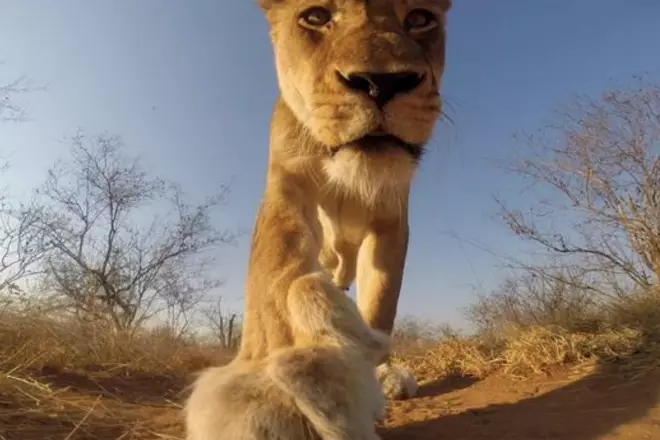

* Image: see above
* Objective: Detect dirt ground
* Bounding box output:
[383,367,660,440]
[1,363,659,440]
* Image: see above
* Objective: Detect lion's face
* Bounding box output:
[260,0,451,200]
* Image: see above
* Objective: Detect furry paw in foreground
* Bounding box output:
[185,333,390,440]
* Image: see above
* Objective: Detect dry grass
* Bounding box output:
[1,292,660,439]
[0,303,234,377]
[394,323,660,385]
[392,287,660,385]
[0,304,229,439]
[0,371,188,439]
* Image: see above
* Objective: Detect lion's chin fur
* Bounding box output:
[322,146,417,209]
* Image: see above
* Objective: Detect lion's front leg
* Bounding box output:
[355,224,418,400]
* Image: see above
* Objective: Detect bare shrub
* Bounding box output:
[466,270,604,338]
[606,286,660,331]
[0,69,48,298]
[439,77,660,382]
[0,198,44,298]
[201,297,242,350]
[497,77,660,297]
[392,316,445,344]
[465,77,660,350]
[0,295,228,376]
[25,131,235,330]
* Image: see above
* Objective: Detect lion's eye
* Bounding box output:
[299,7,333,29]
[404,9,438,32]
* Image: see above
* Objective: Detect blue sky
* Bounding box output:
[1,1,660,329]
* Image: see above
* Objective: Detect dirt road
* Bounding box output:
[2,365,659,439]
[383,368,660,440]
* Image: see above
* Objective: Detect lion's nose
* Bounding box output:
[337,71,424,108]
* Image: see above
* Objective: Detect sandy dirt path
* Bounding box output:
[2,365,659,439]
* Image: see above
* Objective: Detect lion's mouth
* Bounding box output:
[330,133,423,160]
[359,134,423,159]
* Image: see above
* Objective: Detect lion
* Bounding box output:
[185,276,391,439]
[237,0,452,399]
[186,0,452,437]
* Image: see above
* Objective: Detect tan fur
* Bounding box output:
[242,0,451,394]
[185,288,391,440]
[186,0,451,438]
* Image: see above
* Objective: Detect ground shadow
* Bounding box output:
[35,365,186,405]
[383,338,660,440]
[0,385,127,440]
[1,365,187,439]
[416,374,480,398]
[0,408,127,440]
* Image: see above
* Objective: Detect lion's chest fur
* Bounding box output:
[315,195,376,291]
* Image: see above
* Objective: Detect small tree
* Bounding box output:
[0,199,44,297]
[497,77,660,298]
[29,131,235,330]
[0,69,47,300]
[202,297,241,350]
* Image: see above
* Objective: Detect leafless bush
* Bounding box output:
[0,69,48,298]
[497,77,660,297]
[606,286,660,331]
[201,297,241,350]
[466,270,604,338]
[0,299,226,375]
[24,131,235,330]
[0,198,45,298]
[467,76,660,341]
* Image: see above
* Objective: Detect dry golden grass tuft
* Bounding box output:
[392,288,660,388]
[0,303,230,439]
[0,310,230,377]
[0,371,183,439]
[1,292,660,439]
[394,323,660,386]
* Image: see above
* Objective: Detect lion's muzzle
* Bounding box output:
[336,70,425,109]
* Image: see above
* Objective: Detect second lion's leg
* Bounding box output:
[356,226,418,400]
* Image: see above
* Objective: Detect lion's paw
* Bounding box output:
[375,363,417,400]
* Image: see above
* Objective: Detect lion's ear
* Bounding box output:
[258,0,282,11]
